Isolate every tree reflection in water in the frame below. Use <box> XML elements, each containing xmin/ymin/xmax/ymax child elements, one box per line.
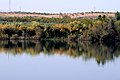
<box><xmin>0</xmin><ymin>40</ymin><xmax>120</xmax><ymax>65</ymax></box>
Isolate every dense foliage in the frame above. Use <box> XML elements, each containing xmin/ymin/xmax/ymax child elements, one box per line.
<box><xmin>115</xmin><ymin>12</ymin><xmax>120</xmax><ymax>20</ymax></box>
<box><xmin>0</xmin><ymin>12</ymin><xmax>120</xmax><ymax>41</ymax></box>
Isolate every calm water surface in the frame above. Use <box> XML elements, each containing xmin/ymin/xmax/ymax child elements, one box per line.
<box><xmin>0</xmin><ymin>40</ymin><xmax>120</xmax><ymax>80</ymax></box>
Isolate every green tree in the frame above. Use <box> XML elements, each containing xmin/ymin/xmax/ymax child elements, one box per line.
<box><xmin>115</xmin><ymin>12</ymin><xmax>120</xmax><ymax>20</ymax></box>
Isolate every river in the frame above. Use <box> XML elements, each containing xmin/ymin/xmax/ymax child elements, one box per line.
<box><xmin>0</xmin><ymin>40</ymin><xmax>120</xmax><ymax>80</ymax></box>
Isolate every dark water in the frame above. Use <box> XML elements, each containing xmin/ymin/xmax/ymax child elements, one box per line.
<box><xmin>0</xmin><ymin>40</ymin><xmax>120</xmax><ymax>80</ymax></box>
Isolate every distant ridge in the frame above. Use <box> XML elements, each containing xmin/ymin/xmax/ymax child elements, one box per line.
<box><xmin>0</xmin><ymin>11</ymin><xmax>116</xmax><ymax>18</ymax></box>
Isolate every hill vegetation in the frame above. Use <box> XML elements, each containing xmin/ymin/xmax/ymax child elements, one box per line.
<box><xmin>0</xmin><ymin>12</ymin><xmax>120</xmax><ymax>42</ymax></box>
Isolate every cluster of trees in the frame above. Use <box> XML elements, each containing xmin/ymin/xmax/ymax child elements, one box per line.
<box><xmin>38</xmin><ymin>16</ymin><xmax>104</xmax><ymax>40</ymax></box>
<box><xmin>116</xmin><ymin>12</ymin><xmax>120</xmax><ymax>20</ymax></box>
<box><xmin>0</xmin><ymin>21</ymin><xmax>44</xmax><ymax>40</ymax></box>
<box><xmin>40</xmin><ymin>12</ymin><xmax>120</xmax><ymax>42</ymax></box>
<box><xmin>0</xmin><ymin>12</ymin><xmax>120</xmax><ymax>41</ymax></box>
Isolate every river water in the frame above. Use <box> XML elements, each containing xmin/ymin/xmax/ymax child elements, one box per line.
<box><xmin>0</xmin><ymin>40</ymin><xmax>120</xmax><ymax>80</ymax></box>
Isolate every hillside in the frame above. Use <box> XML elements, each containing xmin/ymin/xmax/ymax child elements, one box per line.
<box><xmin>0</xmin><ymin>12</ymin><xmax>115</xmax><ymax>18</ymax></box>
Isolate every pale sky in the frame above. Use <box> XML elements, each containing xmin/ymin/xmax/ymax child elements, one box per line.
<box><xmin>0</xmin><ymin>0</ymin><xmax>119</xmax><ymax>13</ymax></box>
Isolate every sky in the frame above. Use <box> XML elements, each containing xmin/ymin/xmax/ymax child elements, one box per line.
<box><xmin>0</xmin><ymin>0</ymin><xmax>119</xmax><ymax>13</ymax></box>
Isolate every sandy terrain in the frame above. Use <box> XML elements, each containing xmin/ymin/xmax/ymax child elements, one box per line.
<box><xmin>0</xmin><ymin>12</ymin><xmax>115</xmax><ymax>18</ymax></box>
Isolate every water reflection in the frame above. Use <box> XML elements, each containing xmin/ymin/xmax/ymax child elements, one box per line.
<box><xmin>0</xmin><ymin>40</ymin><xmax>120</xmax><ymax>65</ymax></box>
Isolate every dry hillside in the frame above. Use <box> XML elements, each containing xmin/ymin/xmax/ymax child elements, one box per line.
<box><xmin>0</xmin><ymin>12</ymin><xmax>115</xmax><ymax>18</ymax></box>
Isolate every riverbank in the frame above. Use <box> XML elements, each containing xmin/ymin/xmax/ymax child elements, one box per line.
<box><xmin>0</xmin><ymin>12</ymin><xmax>120</xmax><ymax>42</ymax></box>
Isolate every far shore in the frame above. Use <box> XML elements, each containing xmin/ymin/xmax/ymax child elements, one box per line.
<box><xmin>0</xmin><ymin>12</ymin><xmax>115</xmax><ymax>18</ymax></box>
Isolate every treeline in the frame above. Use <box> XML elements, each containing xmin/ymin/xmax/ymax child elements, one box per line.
<box><xmin>40</xmin><ymin>12</ymin><xmax>120</xmax><ymax>41</ymax></box>
<box><xmin>0</xmin><ymin>21</ymin><xmax>44</xmax><ymax>40</ymax></box>
<box><xmin>0</xmin><ymin>12</ymin><xmax>120</xmax><ymax>41</ymax></box>
<box><xmin>0</xmin><ymin>16</ymin><xmax>76</xmax><ymax>23</ymax></box>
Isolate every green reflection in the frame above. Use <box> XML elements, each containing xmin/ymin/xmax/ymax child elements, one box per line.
<box><xmin>0</xmin><ymin>40</ymin><xmax>119</xmax><ymax>65</ymax></box>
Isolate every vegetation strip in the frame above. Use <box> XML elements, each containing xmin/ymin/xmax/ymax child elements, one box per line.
<box><xmin>0</xmin><ymin>12</ymin><xmax>120</xmax><ymax>42</ymax></box>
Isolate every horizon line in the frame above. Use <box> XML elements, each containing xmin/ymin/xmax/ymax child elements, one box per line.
<box><xmin>0</xmin><ymin>11</ymin><xmax>118</xmax><ymax>14</ymax></box>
